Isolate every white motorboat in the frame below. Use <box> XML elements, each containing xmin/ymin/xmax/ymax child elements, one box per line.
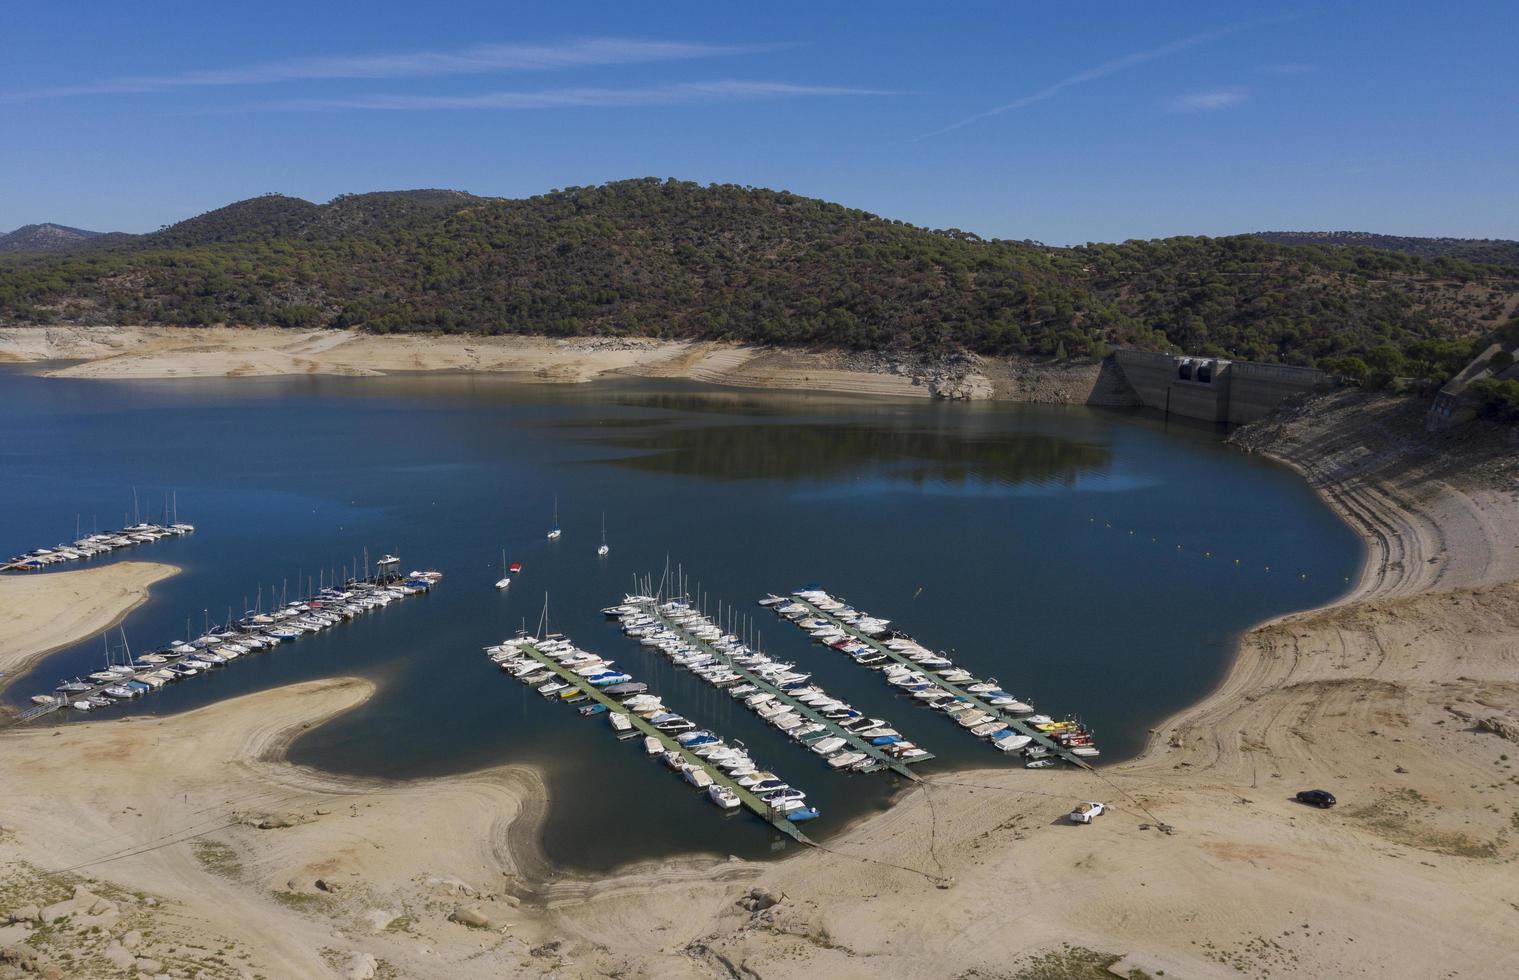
<box><xmin>809</xmin><ymin>736</ymin><xmax>847</xmax><ymax>755</ymax></box>
<box><xmin>643</xmin><ymin>735</ymin><xmax>663</xmax><ymax>755</ymax></box>
<box><xmin>707</xmin><ymin>784</ymin><xmax>741</xmax><ymax>809</ymax></box>
<box><xmin>994</xmin><ymin>734</ymin><xmax>1033</xmax><ymax>752</ymax></box>
<box><xmin>608</xmin><ymin>712</ymin><xmax>633</xmax><ymax>734</ymax></box>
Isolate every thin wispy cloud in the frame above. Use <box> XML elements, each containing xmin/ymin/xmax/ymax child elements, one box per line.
<box><xmin>250</xmin><ymin>80</ymin><xmax>895</xmax><ymax>112</ymax></box>
<box><xmin>4</xmin><ymin>37</ymin><xmax>773</xmax><ymax>102</ymax></box>
<box><xmin>1168</xmin><ymin>88</ymin><xmax>1249</xmax><ymax>112</ymax></box>
<box><xmin>912</xmin><ymin>16</ymin><xmax>1287</xmax><ymax>140</ymax></box>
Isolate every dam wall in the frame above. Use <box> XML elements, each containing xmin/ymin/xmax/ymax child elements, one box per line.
<box><xmin>1112</xmin><ymin>350</ymin><xmax>1329</xmax><ymax>424</ymax></box>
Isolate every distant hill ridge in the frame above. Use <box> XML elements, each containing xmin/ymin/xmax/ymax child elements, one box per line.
<box><xmin>0</xmin><ymin>223</ymin><xmax>107</xmax><ymax>252</ymax></box>
<box><xmin>141</xmin><ymin>189</ymin><xmax>487</xmax><ymax>248</ymax></box>
<box><xmin>2</xmin><ymin>178</ymin><xmax>1517</xmax><ymax>369</ymax></box>
<box><xmin>1253</xmin><ymin>231</ymin><xmax>1519</xmax><ymax>267</ymax></box>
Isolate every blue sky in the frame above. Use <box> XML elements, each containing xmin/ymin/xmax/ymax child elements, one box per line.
<box><xmin>3</xmin><ymin>2</ymin><xmax>1515</xmax><ymax>243</ymax></box>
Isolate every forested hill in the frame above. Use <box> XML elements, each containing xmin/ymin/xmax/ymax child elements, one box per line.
<box><xmin>1252</xmin><ymin>231</ymin><xmax>1519</xmax><ymax>268</ymax></box>
<box><xmin>2</xmin><ymin>179</ymin><xmax>1516</xmax><ymax>368</ymax></box>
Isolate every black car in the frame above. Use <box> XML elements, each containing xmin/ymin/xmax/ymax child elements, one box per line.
<box><xmin>1295</xmin><ymin>789</ymin><xmax>1337</xmax><ymax>809</ymax></box>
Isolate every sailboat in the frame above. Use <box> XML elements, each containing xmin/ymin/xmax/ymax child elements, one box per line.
<box><xmin>597</xmin><ymin>512</ymin><xmax>609</xmax><ymax>557</ymax></box>
<box><xmin>495</xmin><ymin>549</ymin><xmax>511</xmax><ymax>590</ymax></box>
<box><xmin>546</xmin><ymin>498</ymin><xmax>561</xmax><ymax>540</ymax></box>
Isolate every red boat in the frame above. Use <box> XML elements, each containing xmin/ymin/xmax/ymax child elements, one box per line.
<box><xmin>509</xmin><ymin>562</ymin><xmax>523</xmax><ymax>574</ymax></box>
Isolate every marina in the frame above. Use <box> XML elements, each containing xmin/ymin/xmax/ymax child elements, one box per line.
<box><xmin>489</xmin><ymin>632</ymin><xmax>816</xmax><ymax>843</ymax></box>
<box><xmin>0</xmin><ymin>9</ymin><xmax>1501</xmax><ymax>974</ymax></box>
<box><xmin>18</xmin><ymin>559</ymin><xmax>440</xmax><ymax>722</ymax></box>
<box><xmin>0</xmin><ymin>370</ymin><xmax>1364</xmax><ymax>869</ymax></box>
<box><xmin>611</xmin><ymin>594</ymin><xmax>932</xmax><ymax>779</ymax></box>
<box><xmin>765</xmin><ymin>588</ymin><xmax>1099</xmax><ymax>768</ymax></box>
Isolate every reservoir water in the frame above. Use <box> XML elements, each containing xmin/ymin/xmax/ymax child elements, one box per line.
<box><xmin>0</xmin><ymin>367</ymin><xmax>1362</xmax><ymax>872</ymax></box>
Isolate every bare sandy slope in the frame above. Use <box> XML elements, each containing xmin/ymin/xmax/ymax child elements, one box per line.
<box><xmin>2</xmin><ymin>393</ymin><xmax>1516</xmax><ymax>979</ymax></box>
<box><xmin>2</xmin><ymin>325</ymin><xmax>696</xmax><ymax>384</ymax></box>
<box><xmin>0</xmin><ymin>561</ymin><xmax>178</xmax><ymax>694</ymax></box>
<box><xmin>0</xmin><ymin>678</ymin><xmax>557</xmax><ymax>978</ymax></box>
<box><xmin>0</xmin><ymin>326</ymin><xmax>1119</xmax><ymax>405</ymax></box>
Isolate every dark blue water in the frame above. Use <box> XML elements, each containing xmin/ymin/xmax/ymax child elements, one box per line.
<box><xmin>0</xmin><ymin>367</ymin><xmax>1361</xmax><ymax>871</ymax></box>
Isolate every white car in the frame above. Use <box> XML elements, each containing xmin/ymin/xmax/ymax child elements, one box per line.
<box><xmin>1069</xmin><ymin>801</ymin><xmax>1106</xmax><ymax>824</ymax></box>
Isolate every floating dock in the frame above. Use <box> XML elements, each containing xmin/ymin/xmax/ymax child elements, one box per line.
<box><xmin>13</xmin><ymin>565</ymin><xmax>438</xmax><ymax>724</ymax></box>
<box><xmin>626</xmin><ymin>597</ymin><xmax>930</xmax><ymax>780</ymax></box>
<box><xmin>769</xmin><ymin>590</ymin><xmax>1095</xmax><ymax>769</ymax></box>
<box><xmin>3</xmin><ymin>521</ymin><xmax>195</xmax><ymax>573</ymax></box>
<box><xmin>501</xmin><ymin>636</ymin><xmax>813</xmax><ymax>845</ymax></box>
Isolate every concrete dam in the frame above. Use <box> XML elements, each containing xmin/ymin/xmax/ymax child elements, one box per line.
<box><xmin>1111</xmin><ymin>350</ymin><xmax>1330</xmax><ymax>424</ymax></box>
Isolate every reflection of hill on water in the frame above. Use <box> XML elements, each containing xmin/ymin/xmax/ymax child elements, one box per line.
<box><xmin>590</xmin><ymin>423</ymin><xmax>1110</xmax><ymax>484</ymax></box>
<box><xmin>608</xmin><ymin>390</ymin><xmax>828</xmax><ymax>418</ymax></box>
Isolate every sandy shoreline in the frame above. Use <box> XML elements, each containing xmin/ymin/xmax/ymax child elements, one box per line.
<box><xmin>0</xmin><ymin>325</ymin><xmax>1121</xmax><ymax>405</ymax></box>
<box><xmin>0</xmin><ymin>561</ymin><xmax>179</xmax><ymax>701</ymax></box>
<box><xmin>1</xmin><ymin>388</ymin><xmax>1516</xmax><ymax>976</ymax></box>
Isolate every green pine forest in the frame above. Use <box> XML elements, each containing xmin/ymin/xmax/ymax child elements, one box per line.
<box><xmin>3</xmin><ymin>179</ymin><xmax>1516</xmax><ymax>380</ymax></box>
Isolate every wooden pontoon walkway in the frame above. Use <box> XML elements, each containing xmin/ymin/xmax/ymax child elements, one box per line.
<box><xmin>513</xmin><ymin>637</ymin><xmax>814</xmax><ymax>846</ymax></box>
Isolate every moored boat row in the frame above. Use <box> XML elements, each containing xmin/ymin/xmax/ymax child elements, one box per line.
<box><xmin>486</xmin><ymin>634</ymin><xmax>820</xmax><ymax>826</ymax></box>
<box><xmin>610</xmin><ymin>596</ymin><xmax>931</xmax><ymax>774</ymax></box>
<box><xmin>762</xmin><ymin>588</ymin><xmax>1100</xmax><ymax>765</ymax></box>
<box><xmin>4</xmin><ymin>521</ymin><xmax>195</xmax><ymax>572</ymax></box>
<box><xmin>23</xmin><ymin>567</ymin><xmax>439</xmax><ymax>719</ymax></box>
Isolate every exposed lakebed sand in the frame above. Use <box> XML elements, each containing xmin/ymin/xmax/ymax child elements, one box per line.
<box><xmin>0</xmin><ymin>561</ymin><xmax>179</xmax><ymax>691</ymax></box>
<box><xmin>0</xmin><ymin>325</ymin><xmax>1117</xmax><ymax>404</ymax></box>
<box><xmin>1</xmin><ymin>384</ymin><xmax>1516</xmax><ymax>977</ymax></box>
